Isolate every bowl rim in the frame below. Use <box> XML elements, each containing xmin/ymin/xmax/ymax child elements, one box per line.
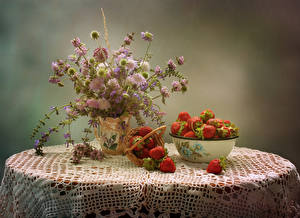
<box><xmin>169</xmin><ymin>133</ymin><xmax>239</xmax><ymax>141</ymax></box>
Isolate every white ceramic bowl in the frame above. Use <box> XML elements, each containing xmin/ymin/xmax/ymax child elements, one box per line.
<box><xmin>170</xmin><ymin>133</ymin><xmax>238</xmax><ymax>163</ymax></box>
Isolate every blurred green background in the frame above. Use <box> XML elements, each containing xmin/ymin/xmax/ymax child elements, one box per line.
<box><xmin>1</xmin><ymin>0</ymin><xmax>300</xmax><ymax>180</ymax></box>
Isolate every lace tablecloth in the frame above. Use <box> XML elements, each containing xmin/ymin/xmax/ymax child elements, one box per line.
<box><xmin>0</xmin><ymin>142</ymin><xmax>299</xmax><ymax>218</ymax></box>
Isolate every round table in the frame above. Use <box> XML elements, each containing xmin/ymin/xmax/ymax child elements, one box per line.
<box><xmin>0</xmin><ymin>142</ymin><xmax>299</xmax><ymax>217</ymax></box>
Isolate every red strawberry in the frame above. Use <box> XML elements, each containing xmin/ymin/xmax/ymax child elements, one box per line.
<box><xmin>183</xmin><ymin>131</ymin><xmax>197</xmax><ymax>138</ymax></box>
<box><xmin>145</xmin><ymin>137</ymin><xmax>156</xmax><ymax>149</ymax></box>
<box><xmin>203</xmin><ymin>125</ymin><xmax>216</xmax><ymax>139</ymax></box>
<box><xmin>149</xmin><ymin>146</ymin><xmax>165</xmax><ymax>160</ymax></box>
<box><xmin>133</xmin><ymin>150</ymin><xmax>143</xmax><ymax>158</ymax></box>
<box><xmin>223</xmin><ymin>120</ymin><xmax>231</xmax><ymax>127</ymax></box>
<box><xmin>129</xmin><ymin>136</ymin><xmax>144</xmax><ymax>151</ymax></box>
<box><xmin>180</xmin><ymin>122</ymin><xmax>190</xmax><ymax>136</ymax></box>
<box><xmin>177</xmin><ymin>111</ymin><xmax>191</xmax><ymax>122</ymax></box>
<box><xmin>171</xmin><ymin>122</ymin><xmax>181</xmax><ymax>135</ymax></box>
<box><xmin>160</xmin><ymin>157</ymin><xmax>176</xmax><ymax>173</ymax></box>
<box><xmin>200</xmin><ymin>109</ymin><xmax>215</xmax><ymax>123</ymax></box>
<box><xmin>207</xmin><ymin>118</ymin><xmax>223</xmax><ymax>128</ymax></box>
<box><xmin>195</xmin><ymin>124</ymin><xmax>216</xmax><ymax>139</ymax></box>
<box><xmin>138</xmin><ymin>126</ymin><xmax>153</xmax><ymax>137</ymax></box>
<box><xmin>217</xmin><ymin>126</ymin><xmax>231</xmax><ymax>138</ymax></box>
<box><xmin>187</xmin><ymin>116</ymin><xmax>203</xmax><ymax>131</ymax></box>
<box><xmin>206</xmin><ymin>157</ymin><xmax>226</xmax><ymax>174</ymax></box>
<box><xmin>171</xmin><ymin>122</ymin><xmax>190</xmax><ymax>136</ymax></box>
<box><xmin>140</xmin><ymin>148</ymin><xmax>150</xmax><ymax>159</ymax></box>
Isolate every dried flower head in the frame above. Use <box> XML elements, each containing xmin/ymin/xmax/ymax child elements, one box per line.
<box><xmin>93</xmin><ymin>47</ymin><xmax>108</xmax><ymax>62</ymax></box>
<box><xmin>90</xmin><ymin>30</ymin><xmax>100</xmax><ymax>40</ymax></box>
<box><xmin>141</xmin><ymin>31</ymin><xmax>153</xmax><ymax>41</ymax></box>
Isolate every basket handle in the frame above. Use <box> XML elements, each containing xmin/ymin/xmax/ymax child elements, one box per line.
<box><xmin>124</xmin><ymin>125</ymin><xmax>166</xmax><ymax>153</ymax></box>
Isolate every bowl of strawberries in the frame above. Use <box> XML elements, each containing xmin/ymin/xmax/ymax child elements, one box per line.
<box><xmin>170</xmin><ymin>109</ymin><xmax>239</xmax><ymax>163</ymax></box>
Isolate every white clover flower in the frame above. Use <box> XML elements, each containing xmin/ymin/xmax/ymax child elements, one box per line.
<box><xmin>140</xmin><ymin>61</ymin><xmax>150</xmax><ymax>72</ymax></box>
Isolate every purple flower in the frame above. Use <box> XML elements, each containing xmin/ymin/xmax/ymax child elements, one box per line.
<box><xmin>34</xmin><ymin>139</ymin><xmax>39</xmax><ymax>149</ymax></box>
<box><xmin>158</xmin><ymin>111</ymin><xmax>167</xmax><ymax>116</ymax></box>
<box><xmin>141</xmin><ymin>31</ymin><xmax>153</xmax><ymax>41</ymax></box>
<box><xmin>127</xmin><ymin>59</ymin><xmax>137</xmax><ymax>71</ymax></box>
<box><xmin>87</xmin><ymin>99</ymin><xmax>100</xmax><ymax>109</ymax></box>
<box><xmin>110</xmin><ymin>90</ymin><xmax>117</xmax><ymax>98</ymax></box>
<box><xmin>51</xmin><ymin>62</ymin><xmax>59</xmax><ymax>72</ymax></box>
<box><xmin>140</xmin><ymin>82</ymin><xmax>148</xmax><ymax>91</ymax></box>
<box><xmin>172</xmin><ymin>81</ymin><xmax>182</xmax><ymax>91</ymax></box>
<box><xmin>68</xmin><ymin>54</ymin><xmax>77</xmax><ymax>62</ymax></box>
<box><xmin>115</xmin><ymin>96</ymin><xmax>123</xmax><ymax>104</ymax></box>
<box><xmin>65</xmin><ymin>107</ymin><xmax>78</xmax><ymax>116</ymax></box>
<box><xmin>65</xmin><ymin>139</ymin><xmax>74</xmax><ymax>148</ymax></box>
<box><xmin>115</xmin><ymin>54</ymin><xmax>127</xmax><ymax>65</ymax></box>
<box><xmin>48</xmin><ymin>76</ymin><xmax>60</xmax><ymax>84</ymax></box>
<box><xmin>93</xmin><ymin>47</ymin><xmax>108</xmax><ymax>62</ymax></box>
<box><xmin>75</xmin><ymin>102</ymin><xmax>87</xmax><ymax>111</ymax></box>
<box><xmin>63</xmin><ymin>64</ymin><xmax>71</xmax><ymax>72</ymax></box>
<box><xmin>81</xmin><ymin>67</ymin><xmax>89</xmax><ymax>76</ymax></box>
<box><xmin>71</xmin><ymin>37</ymin><xmax>81</xmax><ymax>47</ymax></box>
<box><xmin>75</xmin><ymin>46</ymin><xmax>87</xmax><ymax>57</ymax></box>
<box><xmin>143</xmin><ymin>98</ymin><xmax>149</xmax><ymax>106</ymax></box>
<box><xmin>180</xmin><ymin>79</ymin><xmax>188</xmax><ymax>86</ymax></box>
<box><xmin>117</xmin><ymin>47</ymin><xmax>129</xmax><ymax>55</ymax></box>
<box><xmin>57</xmin><ymin>59</ymin><xmax>64</xmax><ymax>65</ymax></box>
<box><xmin>113</xmin><ymin>67</ymin><xmax>121</xmax><ymax>77</ymax></box>
<box><xmin>88</xmin><ymin>119</ymin><xmax>99</xmax><ymax>128</ymax></box>
<box><xmin>126</xmin><ymin>74</ymin><xmax>146</xmax><ymax>86</ymax></box>
<box><xmin>177</xmin><ymin>56</ymin><xmax>184</xmax><ymax>65</ymax></box>
<box><xmin>140</xmin><ymin>61</ymin><xmax>150</xmax><ymax>72</ymax></box>
<box><xmin>161</xmin><ymin>86</ymin><xmax>170</xmax><ymax>98</ymax></box>
<box><xmin>89</xmin><ymin>78</ymin><xmax>104</xmax><ymax>91</ymax></box>
<box><xmin>155</xmin><ymin>65</ymin><xmax>162</xmax><ymax>74</ymax></box>
<box><xmin>98</xmin><ymin>98</ymin><xmax>111</xmax><ymax>110</ymax></box>
<box><xmin>133</xmin><ymin>93</ymin><xmax>141</xmax><ymax>101</ymax></box>
<box><xmin>90</xmin><ymin>149</ymin><xmax>103</xmax><ymax>160</ymax></box>
<box><xmin>90</xmin><ymin>149</ymin><xmax>98</xmax><ymax>160</ymax></box>
<box><xmin>64</xmin><ymin>133</ymin><xmax>71</xmax><ymax>139</ymax></box>
<box><xmin>50</xmin><ymin>106</ymin><xmax>56</xmax><ymax>111</ymax></box>
<box><xmin>168</xmin><ymin>59</ymin><xmax>176</xmax><ymax>70</ymax></box>
<box><xmin>81</xmin><ymin>60</ymin><xmax>90</xmax><ymax>68</ymax></box>
<box><xmin>124</xmin><ymin>36</ymin><xmax>131</xmax><ymax>45</ymax></box>
<box><xmin>41</xmin><ymin>132</ymin><xmax>49</xmax><ymax>142</ymax></box>
<box><xmin>107</xmin><ymin>78</ymin><xmax>120</xmax><ymax>89</ymax></box>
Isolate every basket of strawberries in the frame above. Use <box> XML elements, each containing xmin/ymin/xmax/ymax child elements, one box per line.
<box><xmin>170</xmin><ymin>109</ymin><xmax>239</xmax><ymax>163</ymax></box>
<box><xmin>124</xmin><ymin>125</ymin><xmax>176</xmax><ymax>173</ymax></box>
<box><xmin>124</xmin><ymin>125</ymin><xmax>166</xmax><ymax>166</ymax></box>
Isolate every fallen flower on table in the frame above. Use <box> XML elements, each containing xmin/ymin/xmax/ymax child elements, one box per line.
<box><xmin>72</xmin><ymin>143</ymin><xmax>105</xmax><ymax>164</ymax></box>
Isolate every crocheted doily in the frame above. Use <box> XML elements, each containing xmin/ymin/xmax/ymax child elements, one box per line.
<box><xmin>0</xmin><ymin>142</ymin><xmax>299</xmax><ymax>217</ymax></box>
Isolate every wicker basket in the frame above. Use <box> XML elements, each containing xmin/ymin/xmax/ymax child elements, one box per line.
<box><xmin>124</xmin><ymin>125</ymin><xmax>166</xmax><ymax>166</ymax></box>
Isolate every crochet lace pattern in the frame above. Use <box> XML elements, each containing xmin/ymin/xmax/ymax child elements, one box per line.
<box><xmin>0</xmin><ymin>142</ymin><xmax>299</xmax><ymax>217</ymax></box>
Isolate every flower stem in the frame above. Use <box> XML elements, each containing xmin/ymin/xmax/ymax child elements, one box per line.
<box><xmin>142</xmin><ymin>42</ymin><xmax>151</xmax><ymax>64</ymax></box>
<box><xmin>152</xmin><ymin>94</ymin><xmax>162</xmax><ymax>100</ymax></box>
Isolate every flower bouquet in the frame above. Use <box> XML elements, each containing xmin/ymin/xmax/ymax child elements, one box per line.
<box><xmin>31</xmin><ymin>9</ymin><xmax>188</xmax><ymax>162</ymax></box>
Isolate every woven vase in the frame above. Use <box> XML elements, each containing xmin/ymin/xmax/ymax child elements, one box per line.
<box><xmin>94</xmin><ymin>115</ymin><xmax>131</xmax><ymax>155</ymax></box>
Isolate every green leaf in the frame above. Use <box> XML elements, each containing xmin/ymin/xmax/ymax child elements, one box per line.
<box><xmin>110</xmin><ymin>143</ymin><xmax>118</xmax><ymax>151</ymax></box>
<box><xmin>220</xmin><ymin>156</ymin><xmax>227</xmax><ymax>170</ymax></box>
<box><xmin>111</xmin><ymin>134</ymin><xmax>117</xmax><ymax>141</ymax></box>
